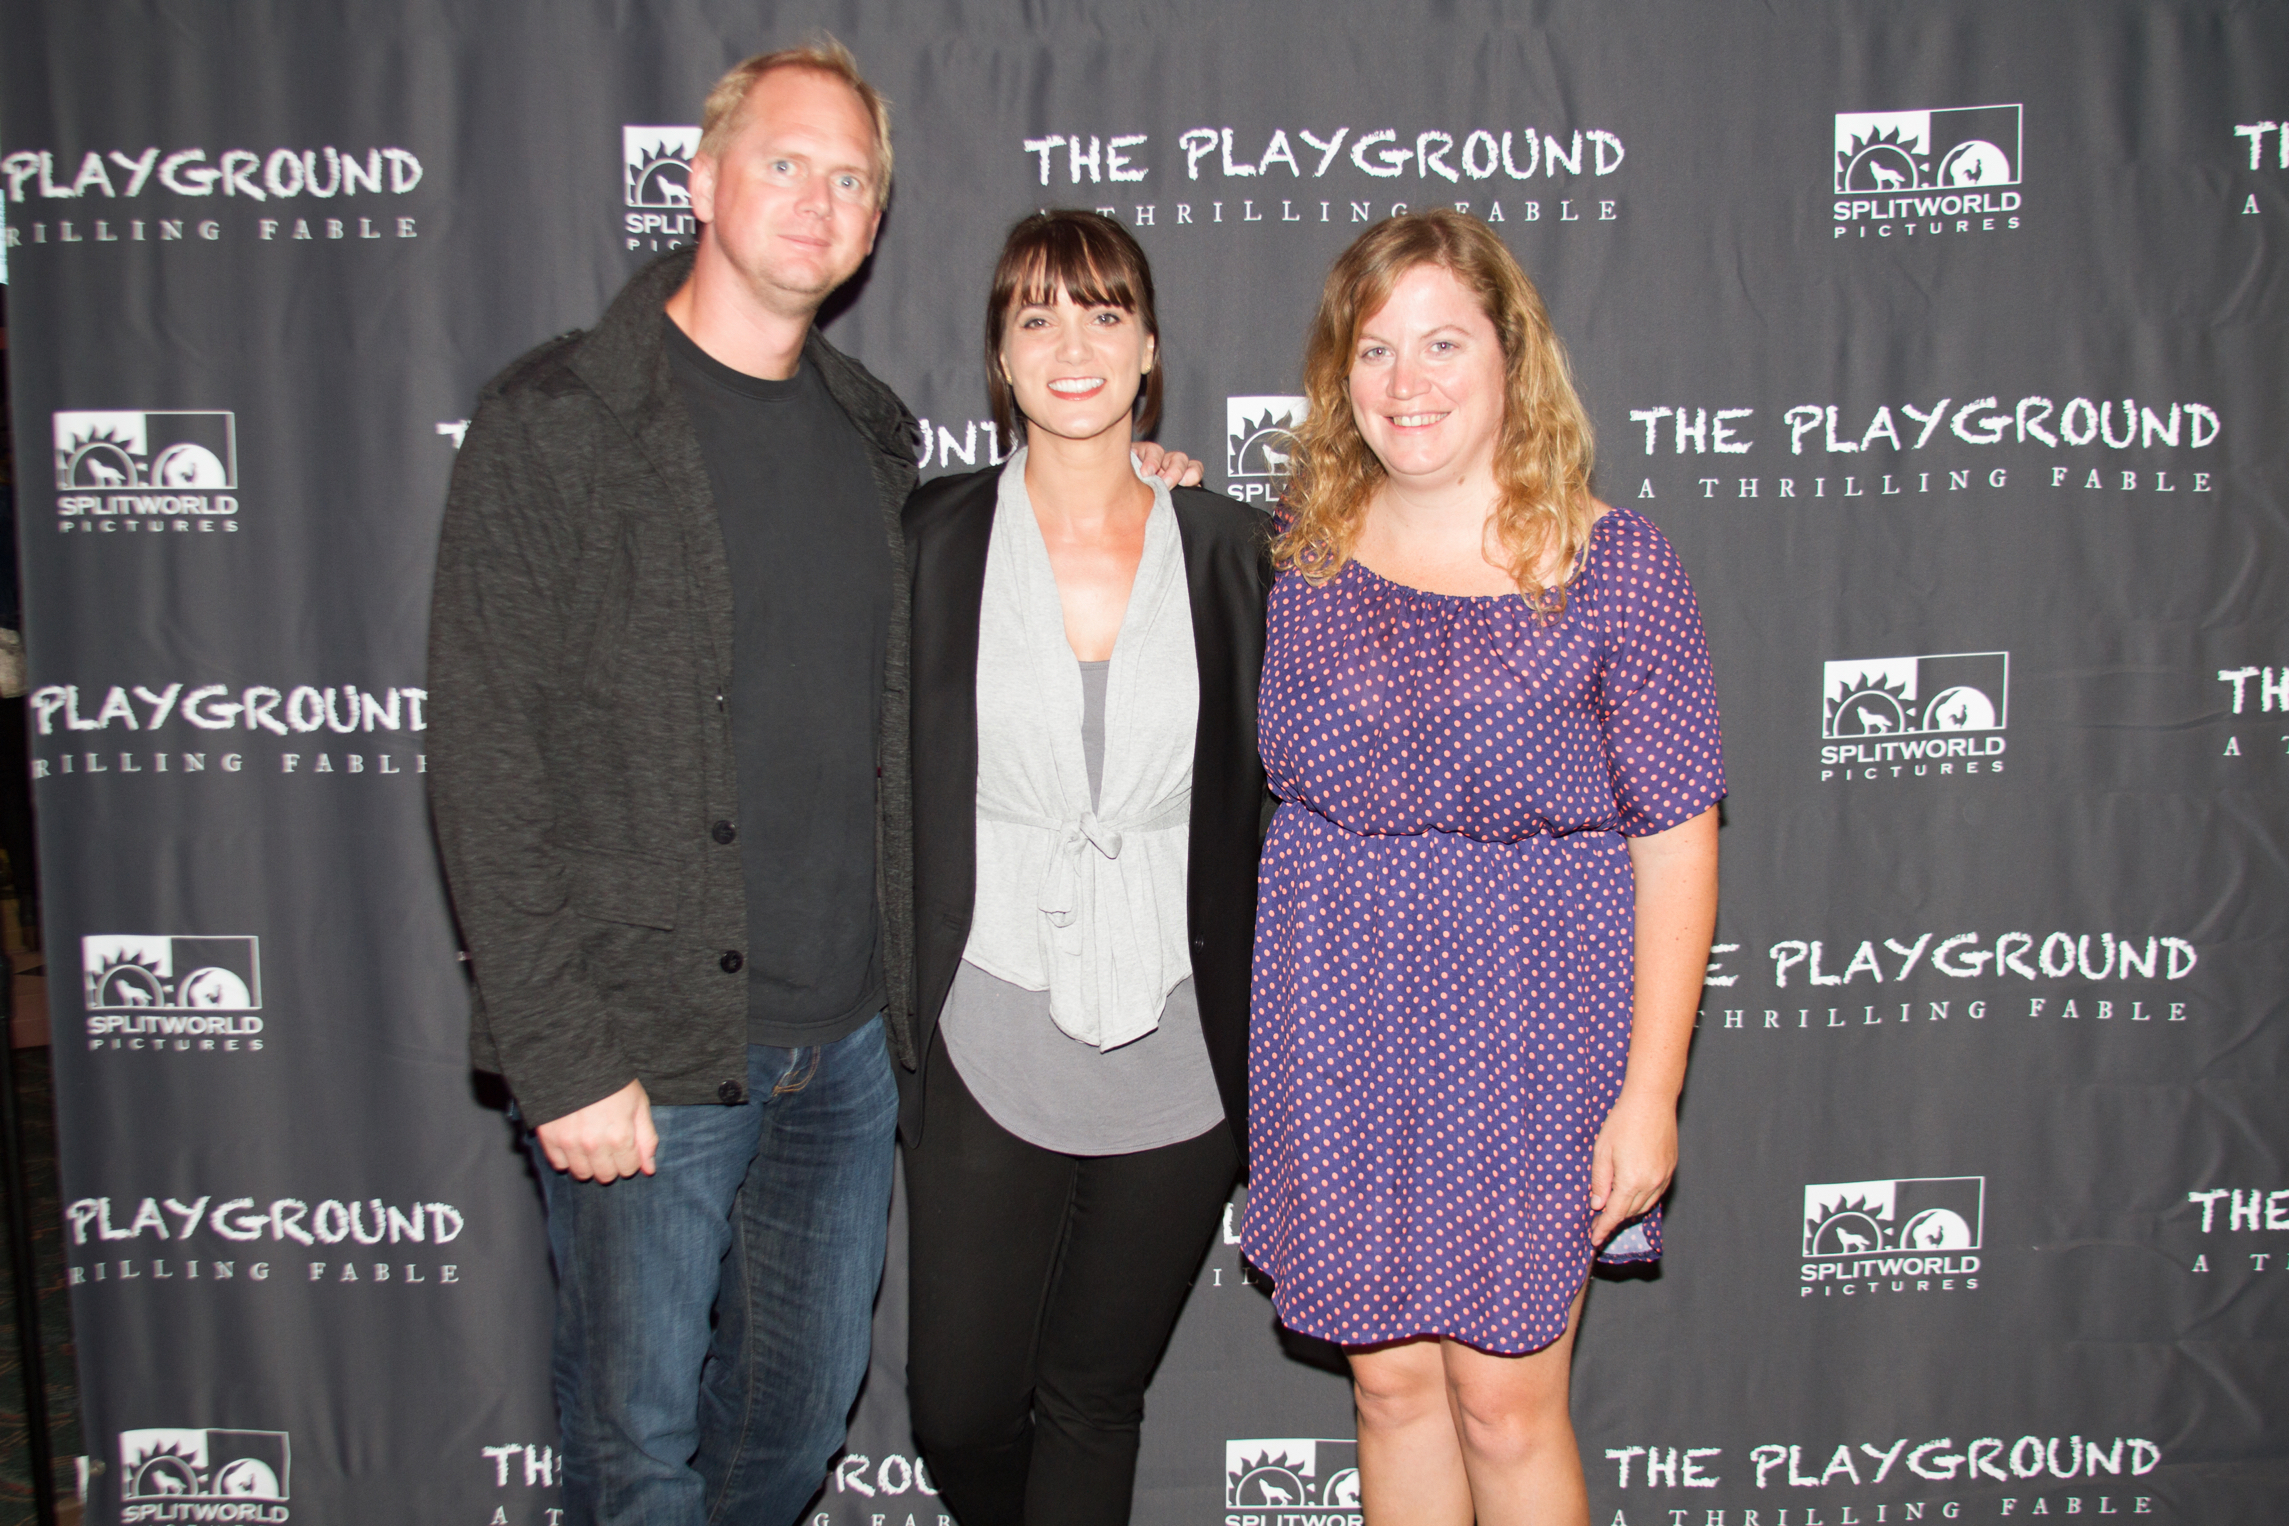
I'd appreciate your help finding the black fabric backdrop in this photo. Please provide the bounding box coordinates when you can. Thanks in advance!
[3,2,2284,1522]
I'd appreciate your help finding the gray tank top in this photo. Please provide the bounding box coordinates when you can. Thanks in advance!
[939,658,1227,1155]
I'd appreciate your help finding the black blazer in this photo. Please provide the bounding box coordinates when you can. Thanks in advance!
[902,465,1272,1168]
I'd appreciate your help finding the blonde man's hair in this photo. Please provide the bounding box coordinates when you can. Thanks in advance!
[1275,209,1598,614]
[697,35,893,207]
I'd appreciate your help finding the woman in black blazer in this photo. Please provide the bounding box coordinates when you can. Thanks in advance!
[901,210,1270,1524]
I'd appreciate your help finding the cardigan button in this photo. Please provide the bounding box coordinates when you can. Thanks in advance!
[719,949,744,974]
[711,820,737,844]
[718,1078,747,1105]
[1191,937,1206,950]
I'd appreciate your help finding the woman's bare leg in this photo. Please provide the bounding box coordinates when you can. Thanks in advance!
[1348,1285,1590,1526]
[1350,1339,1473,1526]
[1442,1286,1589,1526]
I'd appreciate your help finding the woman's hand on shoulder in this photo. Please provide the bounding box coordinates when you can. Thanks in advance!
[1131,440,1205,488]
[1588,1083,1678,1247]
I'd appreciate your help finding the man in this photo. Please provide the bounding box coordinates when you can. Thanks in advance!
[428,40,1194,1526]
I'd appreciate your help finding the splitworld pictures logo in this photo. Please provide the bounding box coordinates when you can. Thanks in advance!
[1833,105,2023,239]
[1822,652,2006,781]
[1226,1438,1360,1522]
[624,126,699,251]
[1802,1176,1983,1297]
[119,1428,290,1525]
[1226,396,1308,504]
[53,412,240,534]
[84,935,263,1051]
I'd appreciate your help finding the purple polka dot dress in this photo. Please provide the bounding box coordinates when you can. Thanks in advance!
[1240,507,1724,1355]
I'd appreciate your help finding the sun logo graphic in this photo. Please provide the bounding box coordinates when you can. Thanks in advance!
[624,126,701,252]
[1803,1177,1984,1259]
[1225,1438,1361,1517]
[1823,652,2006,740]
[1834,106,2021,195]
[84,936,261,1013]
[53,412,236,492]
[120,1428,291,1509]
[1225,396,1308,505]
[624,126,699,208]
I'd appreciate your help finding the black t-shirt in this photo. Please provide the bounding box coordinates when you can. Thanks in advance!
[664,317,890,1046]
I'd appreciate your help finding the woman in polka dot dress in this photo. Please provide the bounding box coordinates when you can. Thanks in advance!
[1241,210,1724,1525]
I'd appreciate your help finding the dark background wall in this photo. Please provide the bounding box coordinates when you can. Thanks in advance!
[2,2,2283,1521]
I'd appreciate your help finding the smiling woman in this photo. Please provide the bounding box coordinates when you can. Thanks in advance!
[1240,210,1725,1526]
[1278,208,1598,610]
[899,211,1270,1525]
[982,211,1165,456]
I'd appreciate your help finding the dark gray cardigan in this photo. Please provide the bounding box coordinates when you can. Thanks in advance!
[428,251,919,1127]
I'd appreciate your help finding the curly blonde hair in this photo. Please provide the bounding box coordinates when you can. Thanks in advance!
[1274,210,1597,612]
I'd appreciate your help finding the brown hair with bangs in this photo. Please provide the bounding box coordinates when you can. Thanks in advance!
[1276,209,1597,614]
[985,210,1163,443]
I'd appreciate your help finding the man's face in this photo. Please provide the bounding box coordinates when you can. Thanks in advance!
[689,67,884,316]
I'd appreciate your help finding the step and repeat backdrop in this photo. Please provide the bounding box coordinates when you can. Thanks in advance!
[4,1,2285,1522]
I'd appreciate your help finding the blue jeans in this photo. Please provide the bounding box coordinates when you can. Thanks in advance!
[532,1017,899,1526]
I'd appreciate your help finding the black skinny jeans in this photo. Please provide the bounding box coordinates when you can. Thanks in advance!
[904,1036,1240,1525]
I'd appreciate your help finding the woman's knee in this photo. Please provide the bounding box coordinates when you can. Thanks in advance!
[1446,1373,1571,1465]
[909,1381,1030,1456]
[906,1339,1030,1453]
[1349,1347,1449,1432]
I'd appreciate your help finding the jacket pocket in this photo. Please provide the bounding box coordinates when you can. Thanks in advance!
[561,842,681,931]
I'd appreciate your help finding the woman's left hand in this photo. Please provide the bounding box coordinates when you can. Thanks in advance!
[1131,441,1205,487]
[1588,1085,1680,1246]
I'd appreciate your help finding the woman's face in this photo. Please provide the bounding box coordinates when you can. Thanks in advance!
[1001,287,1155,447]
[1345,262,1508,492]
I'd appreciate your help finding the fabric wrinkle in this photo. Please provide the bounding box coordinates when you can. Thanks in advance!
[964,448,1198,1051]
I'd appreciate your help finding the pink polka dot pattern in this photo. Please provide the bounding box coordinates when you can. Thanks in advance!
[1241,506,1724,1355]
